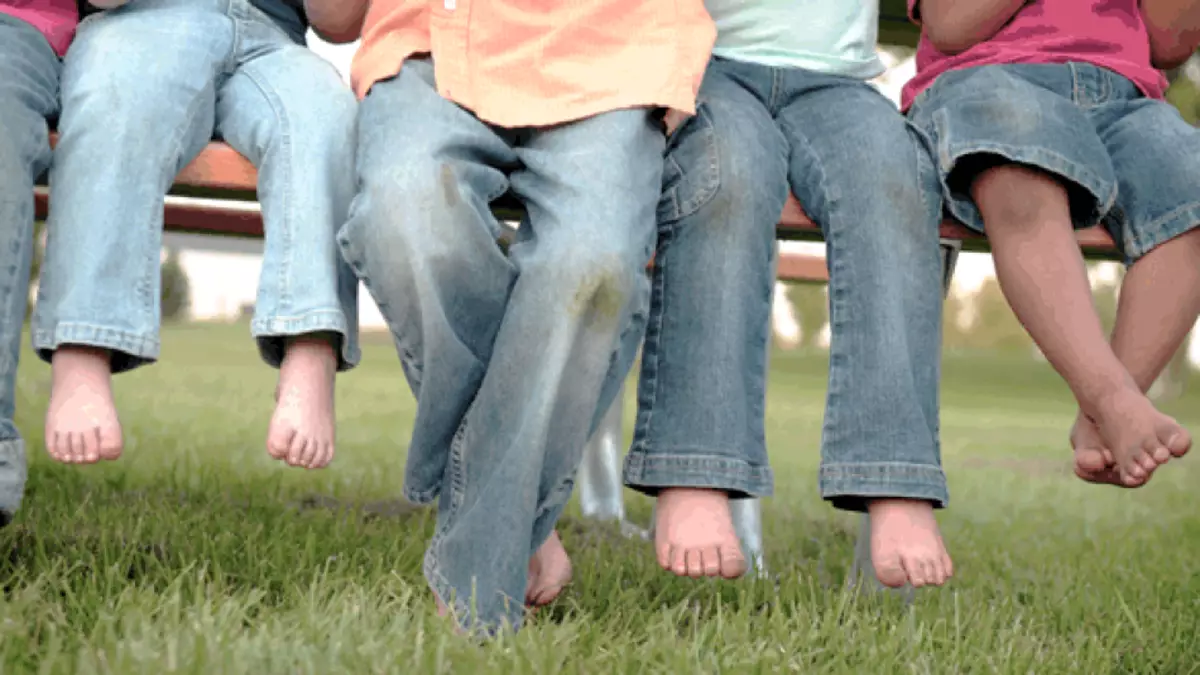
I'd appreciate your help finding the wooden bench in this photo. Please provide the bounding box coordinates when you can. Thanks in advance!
[31,139,1122,584]
[34,138,1122,260]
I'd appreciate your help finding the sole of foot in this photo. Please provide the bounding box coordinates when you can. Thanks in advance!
[1086,387,1191,487]
[526,530,573,607]
[45,346,123,464]
[654,488,747,579]
[867,498,953,589]
[266,336,337,469]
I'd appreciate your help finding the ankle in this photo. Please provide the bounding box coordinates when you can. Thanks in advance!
[867,498,932,514]
[658,487,729,502]
[51,346,113,376]
[282,334,337,366]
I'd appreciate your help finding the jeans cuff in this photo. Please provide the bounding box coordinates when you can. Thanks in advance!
[423,537,524,635]
[33,322,159,374]
[819,462,949,512]
[1116,202,1200,263]
[0,437,27,517]
[623,449,774,498]
[252,311,360,371]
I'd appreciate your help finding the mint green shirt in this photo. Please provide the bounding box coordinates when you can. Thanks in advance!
[705,0,883,79]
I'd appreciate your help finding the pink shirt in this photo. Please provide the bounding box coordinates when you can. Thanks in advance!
[1,0,79,57]
[901,0,1168,111]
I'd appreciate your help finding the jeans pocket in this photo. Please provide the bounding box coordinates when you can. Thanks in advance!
[658,102,720,225]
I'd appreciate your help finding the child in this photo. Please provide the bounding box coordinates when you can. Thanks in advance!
[331,0,714,633]
[904,0,1200,487]
[0,0,80,526]
[34,0,361,469]
[621,0,954,588]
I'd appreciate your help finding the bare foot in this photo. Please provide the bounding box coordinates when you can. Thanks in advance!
[868,499,952,589]
[45,346,123,464]
[525,530,573,606]
[1087,387,1191,487]
[1070,412,1127,487]
[654,488,746,579]
[266,335,337,469]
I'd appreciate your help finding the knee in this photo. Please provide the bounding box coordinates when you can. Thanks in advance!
[339,158,476,284]
[522,228,649,321]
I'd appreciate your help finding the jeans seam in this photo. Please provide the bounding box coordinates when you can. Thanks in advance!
[1124,201,1200,261]
[234,56,295,313]
[634,222,674,442]
[779,122,844,439]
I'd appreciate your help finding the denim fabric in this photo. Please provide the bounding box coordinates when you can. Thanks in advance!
[34,0,359,372]
[907,62,1200,263]
[338,58,661,632]
[623,56,949,510]
[0,14,61,521]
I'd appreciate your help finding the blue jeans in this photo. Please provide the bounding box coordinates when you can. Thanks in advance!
[623,56,949,510]
[0,14,59,522]
[33,0,360,372]
[907,62,1200,264]
[338,58,660,632]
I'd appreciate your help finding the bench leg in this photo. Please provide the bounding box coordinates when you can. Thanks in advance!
[730,498,768,577]
[578,382,648,538]
[848,238,960,595]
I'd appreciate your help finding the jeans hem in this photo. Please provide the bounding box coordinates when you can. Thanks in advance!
[1117,201,1200,263]
[33,322,159,373]
[251,311,360,371]
[819,462,948,512]
[623,449,774,498]
[423,536,524,636]
[0,437,27,517]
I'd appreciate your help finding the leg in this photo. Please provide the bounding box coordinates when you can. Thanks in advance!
[217,28,360,469]
[34,0,232,463]
[419,108,662,633]
[973,169,1183,486]
[849,238,961,593]
[623,59,786,580]
[913,64,1182,488]
[0,15,61,521]
[782,76,949,588]
[336,58,517,510]
[1071,98,1200,484]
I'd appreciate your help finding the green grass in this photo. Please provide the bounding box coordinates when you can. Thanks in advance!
[2,323,1198,674]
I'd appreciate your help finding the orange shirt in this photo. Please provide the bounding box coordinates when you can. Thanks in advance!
[350,0,716,128]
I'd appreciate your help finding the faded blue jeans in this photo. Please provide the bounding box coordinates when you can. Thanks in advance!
[624,56,949,510]
[0,14,60,523]
[34,0,360,372]
[338,58,660,633]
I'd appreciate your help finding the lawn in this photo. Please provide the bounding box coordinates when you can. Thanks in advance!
[1,323,1197,674]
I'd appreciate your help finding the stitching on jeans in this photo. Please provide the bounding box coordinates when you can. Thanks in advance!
[232,53,297,312]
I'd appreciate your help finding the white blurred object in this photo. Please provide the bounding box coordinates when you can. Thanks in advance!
[771,282,802,349]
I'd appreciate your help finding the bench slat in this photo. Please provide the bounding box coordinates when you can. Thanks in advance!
[36,139,1120,257]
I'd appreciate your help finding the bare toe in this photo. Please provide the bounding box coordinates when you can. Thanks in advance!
[1164,425,1191,459]
[700,546,722,577]
[266,427,293,460]
[719,546,747,579]
[669,546,688,577]
[874,553,908,588]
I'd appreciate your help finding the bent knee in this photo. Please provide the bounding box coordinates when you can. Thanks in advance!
[522,234,648,321]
